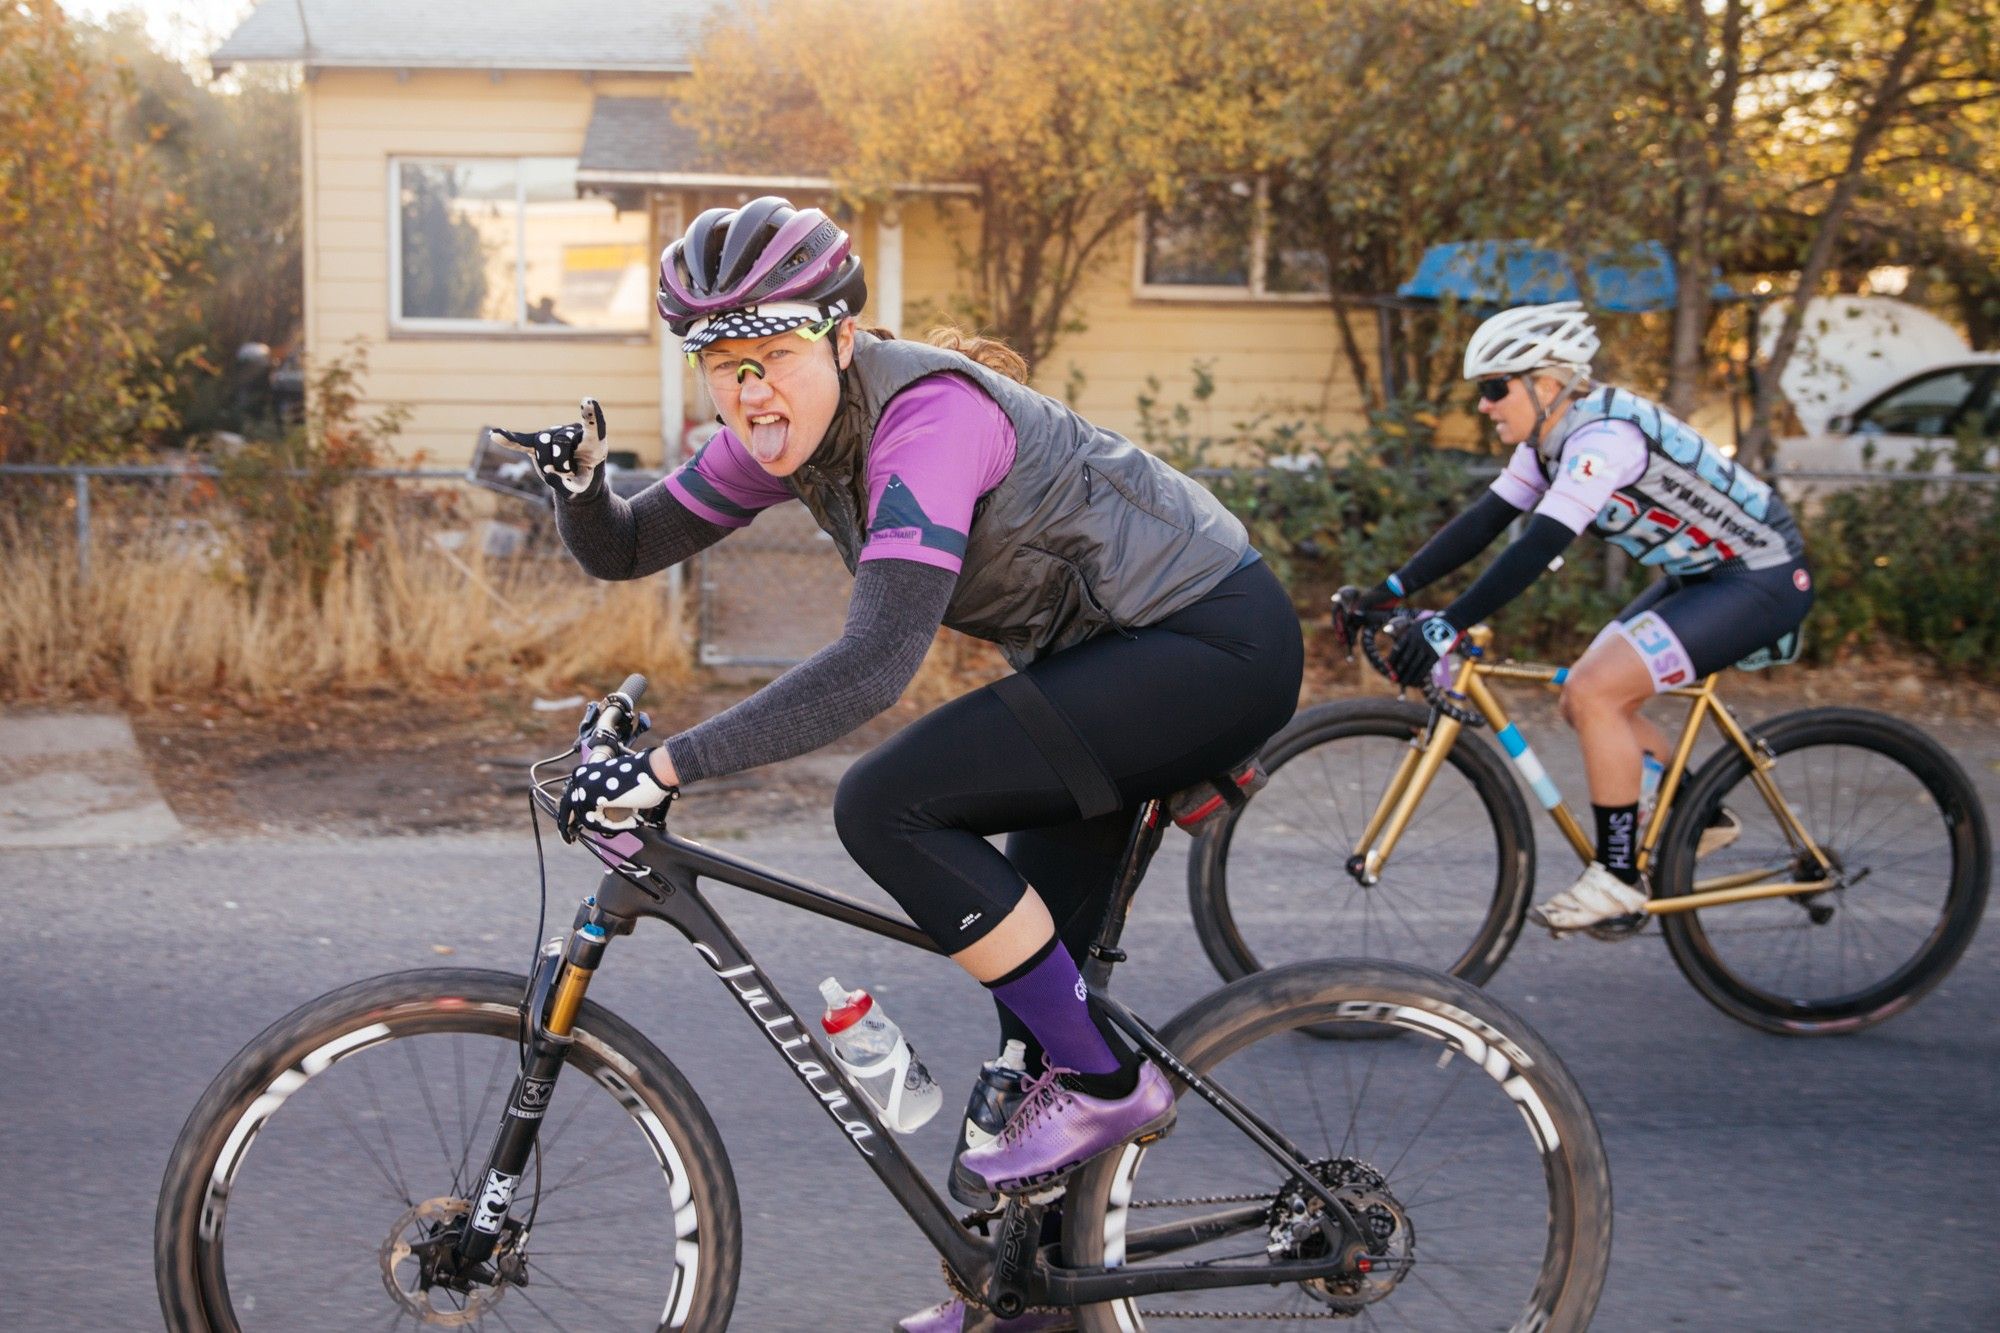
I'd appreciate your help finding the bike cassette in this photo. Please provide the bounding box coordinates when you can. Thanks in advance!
[1266,1159,1414,1312]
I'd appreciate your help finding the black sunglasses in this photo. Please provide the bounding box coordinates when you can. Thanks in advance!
[1476,377,1515,403]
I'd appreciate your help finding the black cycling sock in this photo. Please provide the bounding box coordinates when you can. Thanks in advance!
[1593,802,1640,883]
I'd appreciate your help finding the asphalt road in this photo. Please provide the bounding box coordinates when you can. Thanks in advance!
[4,716,1998,1331]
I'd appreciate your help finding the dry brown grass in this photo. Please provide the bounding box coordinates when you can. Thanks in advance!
[0,506,691,705]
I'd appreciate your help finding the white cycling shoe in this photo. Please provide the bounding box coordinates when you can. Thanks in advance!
[1528,863,1649,934]
[1697,807,1742,857]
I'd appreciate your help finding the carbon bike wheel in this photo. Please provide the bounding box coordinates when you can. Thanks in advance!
[1655,708,1990,1035]
[1064,960,1612,1331]
[1188,700,1535,986]
[156,969,742,1331]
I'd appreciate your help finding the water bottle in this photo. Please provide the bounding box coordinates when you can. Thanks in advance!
[949,1039,1031,1205]
[818,978,942,1134]
[1639,751,1665,832]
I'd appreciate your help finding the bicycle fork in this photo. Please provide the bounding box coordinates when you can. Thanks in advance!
[445,906,610,1281]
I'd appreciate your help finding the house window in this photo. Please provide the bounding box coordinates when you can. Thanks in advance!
[1137,177,1330,302]
[391,157,652,333]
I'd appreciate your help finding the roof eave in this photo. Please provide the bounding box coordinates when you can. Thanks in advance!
[209,54,693,77]
[576,167,977,196]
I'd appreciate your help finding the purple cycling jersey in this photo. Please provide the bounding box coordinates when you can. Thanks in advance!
[663,372,1017,576]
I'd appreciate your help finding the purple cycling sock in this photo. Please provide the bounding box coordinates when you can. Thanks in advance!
[985,937,1121,1076]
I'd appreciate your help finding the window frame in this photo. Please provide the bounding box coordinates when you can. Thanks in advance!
[386,155,652,339]
[1847,364,1995,438]
[1132,175,1329,305]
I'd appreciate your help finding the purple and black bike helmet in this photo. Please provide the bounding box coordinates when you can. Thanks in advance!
[656,196,868,355]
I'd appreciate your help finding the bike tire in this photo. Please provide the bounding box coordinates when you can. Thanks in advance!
[1188,699,1535,988]
[1655,708,1990,1035]
[1063,959,1612,1332]
[155,968,742,1331]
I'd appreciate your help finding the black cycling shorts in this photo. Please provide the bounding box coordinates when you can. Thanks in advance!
[1594,559,1814,691]
[833,559,1303,956]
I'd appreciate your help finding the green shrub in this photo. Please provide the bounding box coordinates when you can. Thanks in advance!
[211,345,410,600]
[1799,433,2000,676]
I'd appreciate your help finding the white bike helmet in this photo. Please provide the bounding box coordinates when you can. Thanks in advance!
[1462,300,1599,380]
[1464,301,1599,456]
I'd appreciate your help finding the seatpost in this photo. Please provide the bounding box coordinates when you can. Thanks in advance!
[1082,800,1165,988]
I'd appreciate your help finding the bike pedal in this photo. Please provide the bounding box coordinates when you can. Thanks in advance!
[1584,913,1649,942]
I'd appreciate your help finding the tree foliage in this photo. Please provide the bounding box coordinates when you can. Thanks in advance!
[680,0,1995,435]
[0,0,198,463]
[77,11,304,439]
[678,0,1273,368]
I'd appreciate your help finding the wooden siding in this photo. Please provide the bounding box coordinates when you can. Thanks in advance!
[305,69,669,466]
[302,70,1383,468]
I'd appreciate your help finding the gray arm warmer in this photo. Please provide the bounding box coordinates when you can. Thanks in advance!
[553,472,731,581]
[662,559,958,786]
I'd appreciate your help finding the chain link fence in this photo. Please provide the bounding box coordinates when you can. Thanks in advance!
[7,460,1993,672]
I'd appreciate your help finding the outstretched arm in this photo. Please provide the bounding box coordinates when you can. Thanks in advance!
[553,475,732,581]
[1438,514,1578,629]
[1386,490,1525,598]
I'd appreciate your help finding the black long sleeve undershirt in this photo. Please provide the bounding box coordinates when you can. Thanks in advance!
[1394,490,1525,596]
[1439,514,1579,632]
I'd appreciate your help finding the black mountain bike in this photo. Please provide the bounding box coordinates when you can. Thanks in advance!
[157,676,1613,1330]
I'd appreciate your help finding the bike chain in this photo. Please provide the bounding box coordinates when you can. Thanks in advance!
[943,1193,1361,1322]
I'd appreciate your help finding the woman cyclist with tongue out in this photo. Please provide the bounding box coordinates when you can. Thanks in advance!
[507,196,1301,1332]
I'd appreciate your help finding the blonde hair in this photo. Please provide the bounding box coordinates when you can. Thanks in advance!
[926,325,1030,384]
[861,323,1030,386]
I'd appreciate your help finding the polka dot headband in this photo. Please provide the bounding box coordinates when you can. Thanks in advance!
[682,300,850,356]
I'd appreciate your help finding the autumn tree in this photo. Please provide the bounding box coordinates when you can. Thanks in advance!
[0,0,198,463]
[677,0,1272,369]
[1742,0,2000,463]
[79,12,303,437]
[1259,0,1658,409]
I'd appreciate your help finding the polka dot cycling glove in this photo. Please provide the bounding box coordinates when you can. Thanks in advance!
[557,747,678,840]
[488,397,609,496]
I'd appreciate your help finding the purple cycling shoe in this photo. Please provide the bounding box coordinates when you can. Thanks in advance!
[896,1296,1073,1332]
[958,1063,1176,1196]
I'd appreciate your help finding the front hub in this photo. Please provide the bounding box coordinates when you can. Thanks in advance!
[380,1198,526,1325]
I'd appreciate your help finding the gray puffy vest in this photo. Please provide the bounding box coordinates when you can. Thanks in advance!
[785,333,1252,667]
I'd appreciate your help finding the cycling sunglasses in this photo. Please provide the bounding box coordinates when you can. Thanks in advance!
[1476,377,1516,403]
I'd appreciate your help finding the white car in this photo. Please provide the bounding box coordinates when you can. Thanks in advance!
[1777,353,2000,478]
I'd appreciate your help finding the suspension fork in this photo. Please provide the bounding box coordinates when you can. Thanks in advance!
[451,903,610,1270]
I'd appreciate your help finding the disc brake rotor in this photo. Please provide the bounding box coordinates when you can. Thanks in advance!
[1266,1160,1415,1311]
[379,1197,511,1326]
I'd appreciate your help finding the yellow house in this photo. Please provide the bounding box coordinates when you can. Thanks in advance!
[211,0,1372,470]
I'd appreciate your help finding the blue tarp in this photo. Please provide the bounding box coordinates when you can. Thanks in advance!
[1397,240,1735,313]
